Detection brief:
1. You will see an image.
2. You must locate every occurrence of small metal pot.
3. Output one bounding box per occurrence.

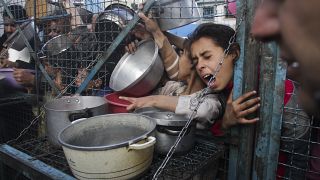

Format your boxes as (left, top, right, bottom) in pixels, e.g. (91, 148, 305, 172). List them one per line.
(138, 111, 196, 155)
(41, 34, 73, 57)
(44, 96, 107, 147)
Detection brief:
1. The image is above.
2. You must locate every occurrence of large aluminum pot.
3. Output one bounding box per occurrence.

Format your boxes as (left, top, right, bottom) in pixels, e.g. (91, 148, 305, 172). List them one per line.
(137, 111, 196, 155)
(58, 113, 156, 180)
(44, 96, 107, 147)
(109, 39, 164, 96)
(155, 0, 200, 31)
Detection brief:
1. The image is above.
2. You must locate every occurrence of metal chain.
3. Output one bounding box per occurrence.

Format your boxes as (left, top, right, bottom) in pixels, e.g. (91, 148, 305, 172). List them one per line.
(152, 6, 246, 180)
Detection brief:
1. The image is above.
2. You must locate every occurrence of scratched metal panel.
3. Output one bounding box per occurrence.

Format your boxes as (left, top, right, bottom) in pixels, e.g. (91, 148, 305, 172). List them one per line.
(252, 43, 286, 180)
(228, 0, 261, 179)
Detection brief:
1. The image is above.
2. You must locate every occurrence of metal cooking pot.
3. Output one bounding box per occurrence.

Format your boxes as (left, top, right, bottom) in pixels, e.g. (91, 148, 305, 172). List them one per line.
(44, 96, 107, 147)
(97, 6, 134, 29)
(134, 107, 166, 114)
(138, 111, 196, 155)
(41, 34, 73, 57)
(109, 39, 164, 96)
(58, 113, 156, 180)
(155, 0, 200, 31)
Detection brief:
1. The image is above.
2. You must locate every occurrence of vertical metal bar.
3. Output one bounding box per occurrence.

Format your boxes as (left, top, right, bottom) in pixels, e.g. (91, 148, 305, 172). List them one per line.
(0, 0, 60, 94)
(75, 0, 156, 94)
(252, 43, 286, 180)
(228, 0, 261, 179)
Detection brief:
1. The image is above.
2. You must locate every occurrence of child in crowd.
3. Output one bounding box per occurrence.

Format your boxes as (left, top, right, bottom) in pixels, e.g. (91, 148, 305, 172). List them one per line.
(120, 15, 240, 130)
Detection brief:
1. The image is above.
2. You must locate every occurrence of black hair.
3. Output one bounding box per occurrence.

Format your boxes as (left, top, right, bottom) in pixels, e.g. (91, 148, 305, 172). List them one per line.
(188, 23, 239, 55)
(3, 5, 28, 21)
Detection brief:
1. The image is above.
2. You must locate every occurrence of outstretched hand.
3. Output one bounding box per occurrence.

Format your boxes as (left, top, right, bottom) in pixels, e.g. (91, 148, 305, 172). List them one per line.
(119, 96, 157, 111)
(221, 90, 260, 129)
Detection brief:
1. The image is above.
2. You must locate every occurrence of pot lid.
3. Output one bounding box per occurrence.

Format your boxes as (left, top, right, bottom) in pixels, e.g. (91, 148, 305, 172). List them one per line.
(143, 111, 189, 127)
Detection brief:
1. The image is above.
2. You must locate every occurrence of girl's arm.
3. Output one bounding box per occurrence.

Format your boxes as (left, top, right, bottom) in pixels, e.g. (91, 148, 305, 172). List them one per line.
(119, 95, 179, 112)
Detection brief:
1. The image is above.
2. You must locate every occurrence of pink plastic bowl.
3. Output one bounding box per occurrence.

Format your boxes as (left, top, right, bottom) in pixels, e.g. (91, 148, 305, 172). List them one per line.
(105, 92, 131, 113)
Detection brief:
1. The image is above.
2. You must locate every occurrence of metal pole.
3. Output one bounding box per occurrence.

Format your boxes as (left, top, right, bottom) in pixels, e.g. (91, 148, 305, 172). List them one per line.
(252, 43, 286, 180)
(228, 0, 261, 179)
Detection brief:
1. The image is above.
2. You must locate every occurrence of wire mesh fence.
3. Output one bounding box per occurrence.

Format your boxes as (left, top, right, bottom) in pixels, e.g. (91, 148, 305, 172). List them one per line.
(1, 0, 235, 179)
(4, 0, 319, 180)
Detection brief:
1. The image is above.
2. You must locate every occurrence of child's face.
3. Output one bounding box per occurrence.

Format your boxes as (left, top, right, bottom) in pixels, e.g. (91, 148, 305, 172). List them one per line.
(190, 37, 234, 91)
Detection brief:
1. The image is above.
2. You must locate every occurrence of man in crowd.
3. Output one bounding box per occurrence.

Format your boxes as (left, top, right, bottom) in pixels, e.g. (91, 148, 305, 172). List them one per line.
(251, 1, 320, 179)
(0, 5, 36, 88)
(251, 0, 320, 116)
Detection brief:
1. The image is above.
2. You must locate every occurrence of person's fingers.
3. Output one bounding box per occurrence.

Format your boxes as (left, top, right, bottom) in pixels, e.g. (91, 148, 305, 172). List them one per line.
(138, 12, 149, 22)
(238, 117, 259, 124)
(238, 97, 260, 111)
(131, 42, 137, 52)
(125, 45, 130, 53)
(119, 96, 135, 103)
(234, 90, 257, 104)
(126, 104, 135, 111)
(237, 103, 261, 117)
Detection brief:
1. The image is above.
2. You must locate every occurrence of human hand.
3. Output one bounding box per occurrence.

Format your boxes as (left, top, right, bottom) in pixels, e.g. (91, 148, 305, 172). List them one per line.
(137, 11, 161, 35)
(125, 40, 139, 54)
(119, 95, 157, 111)
(221, 90, 260, 129)
(12, 68, 35, 86)
(131, 23, 152, 40)
(0, 58, 16, 68)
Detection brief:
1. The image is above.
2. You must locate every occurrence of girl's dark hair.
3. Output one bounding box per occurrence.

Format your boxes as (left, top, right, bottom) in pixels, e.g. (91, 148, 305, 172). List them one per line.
(188, 23, 239, 54)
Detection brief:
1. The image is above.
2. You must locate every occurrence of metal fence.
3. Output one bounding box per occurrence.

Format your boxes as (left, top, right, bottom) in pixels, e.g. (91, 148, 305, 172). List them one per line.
(1, 0, 319, 180)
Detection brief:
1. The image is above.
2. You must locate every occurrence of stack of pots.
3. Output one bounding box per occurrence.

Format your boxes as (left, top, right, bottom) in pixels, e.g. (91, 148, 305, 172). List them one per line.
(44, 96, 107, 147)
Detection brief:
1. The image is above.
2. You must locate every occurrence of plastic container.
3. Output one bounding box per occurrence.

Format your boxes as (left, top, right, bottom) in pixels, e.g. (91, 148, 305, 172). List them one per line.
(105, 92, 131, 113)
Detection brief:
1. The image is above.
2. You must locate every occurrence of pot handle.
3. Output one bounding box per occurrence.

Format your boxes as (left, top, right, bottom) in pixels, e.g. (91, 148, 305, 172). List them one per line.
(128, 136, 156, 150)
(71, 118, 87, 124)
(69, 109, 93, 122)
(163, 128, 181, 136)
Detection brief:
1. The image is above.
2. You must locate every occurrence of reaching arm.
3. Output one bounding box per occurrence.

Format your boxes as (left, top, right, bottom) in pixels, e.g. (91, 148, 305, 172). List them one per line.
(137, 12, 180, 80)
(119, 95, 179, 112)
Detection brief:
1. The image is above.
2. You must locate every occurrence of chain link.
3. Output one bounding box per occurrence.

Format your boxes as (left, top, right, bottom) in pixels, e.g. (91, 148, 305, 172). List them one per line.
(152, 5, 246, 180)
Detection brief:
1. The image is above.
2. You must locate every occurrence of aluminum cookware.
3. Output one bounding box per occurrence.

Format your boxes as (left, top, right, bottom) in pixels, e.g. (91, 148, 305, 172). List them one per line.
(44, 96, 107, 147)
(41, 34, 73, 57)
(137, 111, 196, 155)
(58, 113, 156, 180)
(109, 39, 164, 96)
(155, 0, 200, 31)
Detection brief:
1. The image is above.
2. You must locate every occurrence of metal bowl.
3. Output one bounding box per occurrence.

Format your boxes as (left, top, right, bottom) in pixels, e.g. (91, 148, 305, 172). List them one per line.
(109, 39, 164, 96)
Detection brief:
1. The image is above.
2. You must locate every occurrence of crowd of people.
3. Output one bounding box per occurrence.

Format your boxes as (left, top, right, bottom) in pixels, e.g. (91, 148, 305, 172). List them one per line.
(1, 0, 320, 179)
